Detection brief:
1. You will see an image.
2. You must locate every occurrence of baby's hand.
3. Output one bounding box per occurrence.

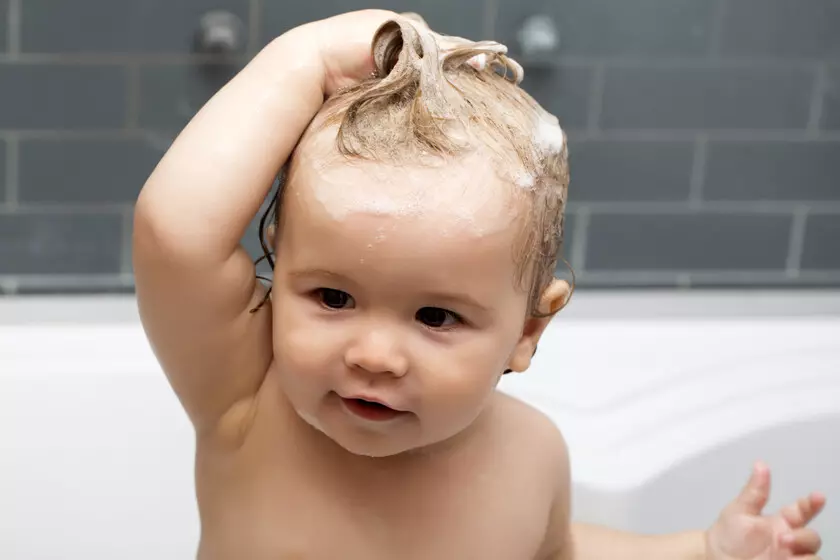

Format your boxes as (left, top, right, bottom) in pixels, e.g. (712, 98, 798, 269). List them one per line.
(303, 9, 398, 95)
(705, 462, 826, 560)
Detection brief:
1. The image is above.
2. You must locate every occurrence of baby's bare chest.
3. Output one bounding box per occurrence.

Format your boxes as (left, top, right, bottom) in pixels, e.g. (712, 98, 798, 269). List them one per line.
(194, 431, 552, 560)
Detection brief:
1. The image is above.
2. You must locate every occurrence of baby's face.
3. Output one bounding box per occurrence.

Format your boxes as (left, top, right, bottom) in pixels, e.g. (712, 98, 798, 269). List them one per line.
(270, 137, 537, 458)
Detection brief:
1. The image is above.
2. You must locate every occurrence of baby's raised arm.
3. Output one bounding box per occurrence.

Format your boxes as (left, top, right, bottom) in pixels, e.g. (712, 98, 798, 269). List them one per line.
(133, 11, 395, 434)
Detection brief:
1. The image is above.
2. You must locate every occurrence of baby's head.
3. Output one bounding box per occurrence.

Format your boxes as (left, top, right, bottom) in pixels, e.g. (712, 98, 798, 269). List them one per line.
(260, 15, 571, 458)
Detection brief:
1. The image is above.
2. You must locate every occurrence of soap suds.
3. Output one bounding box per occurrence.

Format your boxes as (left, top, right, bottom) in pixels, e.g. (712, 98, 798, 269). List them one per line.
(374, 226, 387, 243)
(513, 170, 536, 189)
(301, 154, 515, 238)
(466, 53, 487, 71)
(534, 113, 566, 155)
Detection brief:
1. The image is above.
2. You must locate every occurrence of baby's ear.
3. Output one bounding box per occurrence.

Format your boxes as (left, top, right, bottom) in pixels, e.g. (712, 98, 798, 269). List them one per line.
(506, 279, 570, 373)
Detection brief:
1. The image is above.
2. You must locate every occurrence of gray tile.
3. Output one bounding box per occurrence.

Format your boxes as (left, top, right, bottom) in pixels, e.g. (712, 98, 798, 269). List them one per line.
(586, 212, 792, 270)
(0, 212, 123, 274)
(495, 0, 715, 57)
(22, 0, 249, 54)
(560, 212, 576, 262)
(720, 0, 840, 58)
(601, 66, 814, 130)
(572, 274, 682, 288)
(0, 0, 7, 52)
(0, 65, 125, 129)
(138, 63, 240, 129)
(801, 214, 840, 270)
(553, 211, 576, 280)
(19, 137, 164, 204)
(822, 66, 840, 130)
(569, 140, 694, 202)
(243, 214, 269, 267)
(705, 140, 840, 201)
(521, 66, 592, 129)
(260, 0, 486, 48)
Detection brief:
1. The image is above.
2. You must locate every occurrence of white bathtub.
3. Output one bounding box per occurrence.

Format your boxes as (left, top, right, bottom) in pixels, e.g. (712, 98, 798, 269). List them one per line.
(1, 292, 838, 559)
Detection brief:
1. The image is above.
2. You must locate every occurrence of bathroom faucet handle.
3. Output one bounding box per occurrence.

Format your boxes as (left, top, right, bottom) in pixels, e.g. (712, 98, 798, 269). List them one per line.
(516, 14, 560, 60)
(194, 10, 245, 55)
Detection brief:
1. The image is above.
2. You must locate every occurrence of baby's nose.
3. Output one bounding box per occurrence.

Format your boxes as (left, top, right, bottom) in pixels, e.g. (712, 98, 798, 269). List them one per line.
(344, 328, 409, 377)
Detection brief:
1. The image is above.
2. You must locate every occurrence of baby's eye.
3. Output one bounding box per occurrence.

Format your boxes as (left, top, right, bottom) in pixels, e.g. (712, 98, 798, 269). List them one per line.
(316, 288, 354, 309)
(416, 307, 461, 329)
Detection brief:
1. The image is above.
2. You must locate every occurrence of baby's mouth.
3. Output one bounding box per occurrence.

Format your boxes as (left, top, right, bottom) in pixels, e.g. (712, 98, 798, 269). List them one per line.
(340, 397, 408, 422)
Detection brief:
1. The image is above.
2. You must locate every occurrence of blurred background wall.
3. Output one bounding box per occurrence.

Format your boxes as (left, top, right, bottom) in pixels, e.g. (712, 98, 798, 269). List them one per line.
(0, 0, 837, 294)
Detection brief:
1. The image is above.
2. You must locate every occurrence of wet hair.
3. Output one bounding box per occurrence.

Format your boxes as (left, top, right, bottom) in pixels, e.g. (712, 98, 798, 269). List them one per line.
(253, 13, 573, 317)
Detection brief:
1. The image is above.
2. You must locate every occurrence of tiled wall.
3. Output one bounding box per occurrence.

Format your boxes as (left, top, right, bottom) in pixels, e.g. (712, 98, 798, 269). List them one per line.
(0, 0, 838, 294)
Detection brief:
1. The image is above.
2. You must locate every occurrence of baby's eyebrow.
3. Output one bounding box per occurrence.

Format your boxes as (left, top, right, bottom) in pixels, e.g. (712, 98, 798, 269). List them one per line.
(422, 291, 492, 315)
(288, 268, 348, 282)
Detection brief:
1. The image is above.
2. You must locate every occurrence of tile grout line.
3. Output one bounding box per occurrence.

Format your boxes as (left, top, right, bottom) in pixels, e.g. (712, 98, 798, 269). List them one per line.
(708, 0, 728, 57)
(0, 273, 136, 289)
(0, 52, 245, 65)
(0, 203, 128, 215)
(785, 206, 809, 277)
(247, 0, 261, 56)
(483, 0, 497, 41)
(806, 63, 828, 135)
(566, 129, 840, 142)
(576, 270, 840, 282)
(7, 0, 20, 58)
(576, 271, 800, 279)
(688, 134, 707, 207)
(124, 63, 141, 129)
(5, 133, 18, 208)
(565, 201, 840, 214)
(120, 206, 134, 275)
(0, 129, 173, 141)
(585, 64, 606, 133)
(570, 207, 590, 273)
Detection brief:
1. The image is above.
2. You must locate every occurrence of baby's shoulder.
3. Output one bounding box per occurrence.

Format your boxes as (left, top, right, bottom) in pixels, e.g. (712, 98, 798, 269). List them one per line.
(490, 392, 573, 556)
(490, 391, 570, 475)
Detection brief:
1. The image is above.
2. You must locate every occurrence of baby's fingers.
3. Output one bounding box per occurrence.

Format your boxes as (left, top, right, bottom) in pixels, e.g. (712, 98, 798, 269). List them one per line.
(780, 492, 826, 528)
(780, 527, 823, 555)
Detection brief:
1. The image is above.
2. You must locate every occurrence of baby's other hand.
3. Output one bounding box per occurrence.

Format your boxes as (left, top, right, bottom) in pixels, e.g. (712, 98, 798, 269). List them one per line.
(705, 461, 826, 560)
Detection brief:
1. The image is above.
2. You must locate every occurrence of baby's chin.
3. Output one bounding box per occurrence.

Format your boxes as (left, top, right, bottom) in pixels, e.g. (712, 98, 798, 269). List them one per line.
(328, 427, 422, 459)
(296, 410, 425, 459)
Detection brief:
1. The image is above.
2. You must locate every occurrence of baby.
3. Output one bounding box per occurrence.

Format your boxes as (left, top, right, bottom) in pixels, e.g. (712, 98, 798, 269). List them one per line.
(133, 10, 826, 560)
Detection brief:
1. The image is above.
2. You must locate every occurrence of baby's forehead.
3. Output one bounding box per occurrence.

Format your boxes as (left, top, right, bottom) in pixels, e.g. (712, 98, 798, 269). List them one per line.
(287, 137, 524, 238)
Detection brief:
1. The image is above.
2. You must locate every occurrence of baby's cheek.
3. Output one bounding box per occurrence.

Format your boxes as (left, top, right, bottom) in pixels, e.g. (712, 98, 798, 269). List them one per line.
(421, 355, 500, 412)
(274, 306, 334, 373)
(280, 327, 326, 370)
